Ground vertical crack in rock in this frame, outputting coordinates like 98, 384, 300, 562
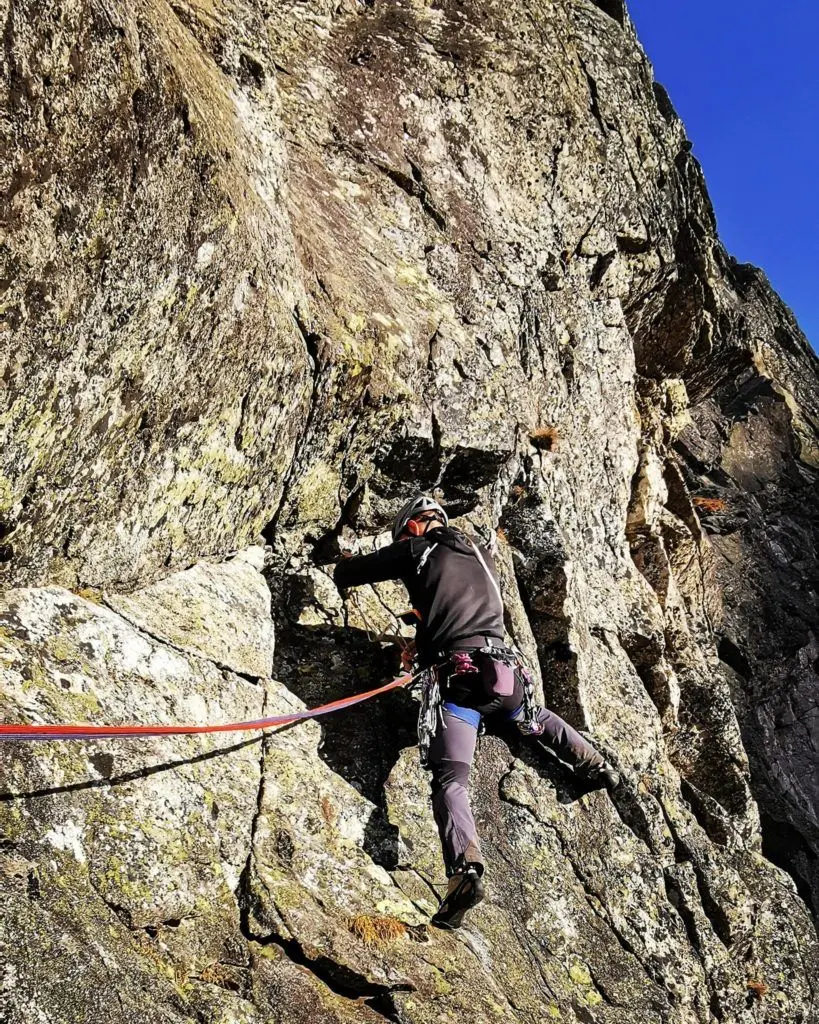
663, 870, 703, 956
235, 687, 412, 1022
498, 777, 655, 981
578, 57, 607, 136
264, 309, 325, 542
657, 797, 735, 965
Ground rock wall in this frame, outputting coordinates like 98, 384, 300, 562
2, 1, 818, 1022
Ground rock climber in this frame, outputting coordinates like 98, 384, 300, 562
333, 495, 620, 930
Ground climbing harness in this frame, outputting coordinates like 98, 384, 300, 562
0, 672, 414, 743
470, 536, 540, 733
410, 644, 540, 766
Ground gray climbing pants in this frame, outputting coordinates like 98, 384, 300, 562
428, 681, 605, 876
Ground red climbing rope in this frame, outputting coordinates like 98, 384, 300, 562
0, 672, 414, 742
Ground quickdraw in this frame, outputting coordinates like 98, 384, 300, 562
412, 664, 443, 769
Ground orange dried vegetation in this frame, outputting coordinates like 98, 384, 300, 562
747, 979, 768, 1000
200, 962, 241, 991
529, 426, 560, 451
347, 915, 407, 946
692, 496, 727, 513
320, 795, 338, 825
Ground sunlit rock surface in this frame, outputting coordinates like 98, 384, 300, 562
1, 1, 818, 1022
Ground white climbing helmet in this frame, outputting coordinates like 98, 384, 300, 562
392, 495, 448, 541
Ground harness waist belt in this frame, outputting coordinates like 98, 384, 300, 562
447, 634, 510, 653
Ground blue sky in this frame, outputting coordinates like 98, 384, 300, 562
627, 1, 818, 347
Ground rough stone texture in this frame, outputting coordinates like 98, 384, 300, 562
106, 546, 275, 676
0, 0, 309, 589
0, 581, 266, 1022
674, 343, 819, 920
1, 0, 818, 1022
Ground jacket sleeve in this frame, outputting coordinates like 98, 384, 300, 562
333, 540, 415, 589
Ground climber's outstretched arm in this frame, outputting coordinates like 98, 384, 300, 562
333, 540, 413, 589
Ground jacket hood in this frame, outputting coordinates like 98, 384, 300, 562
430, 525, 476, 555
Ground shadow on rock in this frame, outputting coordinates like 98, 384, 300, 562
272, 617, 419, 806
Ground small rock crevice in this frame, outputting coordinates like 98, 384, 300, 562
372, 157, 447, 232
239, 909, 411, 1024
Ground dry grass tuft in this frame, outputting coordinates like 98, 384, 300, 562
347, 914, 407, 946
320, 795, 337, 825
529, 426, 560, 452
747, 979, 768, 1000
693, 496, 728, 513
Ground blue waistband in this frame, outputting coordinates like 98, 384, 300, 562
443, 702, 481, 729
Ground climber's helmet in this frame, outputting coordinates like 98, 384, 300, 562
392, 495, 448, 541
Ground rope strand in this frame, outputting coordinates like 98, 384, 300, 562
0, 672, 414, 743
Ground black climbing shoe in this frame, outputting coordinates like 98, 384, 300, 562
582, 760, 621, 789
431, 866, 485, 930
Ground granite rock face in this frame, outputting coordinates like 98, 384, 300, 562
1, 1, 818, 1023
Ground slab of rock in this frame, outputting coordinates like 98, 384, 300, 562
0, 584, 266, 1023
0, 0, 817, 1021
106, 548, 275, 678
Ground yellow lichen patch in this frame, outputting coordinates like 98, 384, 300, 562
293, 460, 339, 525
136, 934, 195, 1000
0, 474, 16, 515
346, 313, 367, 334
567, 959, 605, 1008
394, 262, 424, 287
0, 388, 60, 497
568, 962, 591, 985
346, 914, 407, 946
48, 636, 80, 663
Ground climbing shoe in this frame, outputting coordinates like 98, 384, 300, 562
431, 866, 485, 930
582, 760, 621, 789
